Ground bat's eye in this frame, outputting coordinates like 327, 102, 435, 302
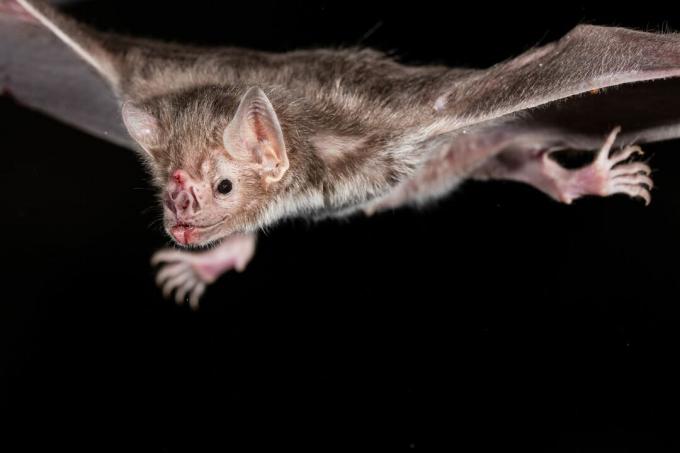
217, 178, 233, 195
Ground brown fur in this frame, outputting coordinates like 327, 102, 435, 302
5, 1, 680, 245
109, 40, 471, 239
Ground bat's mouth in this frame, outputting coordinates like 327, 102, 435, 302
169, 221, 222, 246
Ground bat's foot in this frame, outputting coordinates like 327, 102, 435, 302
543, 128, 653, 205
151, 233, 256, 310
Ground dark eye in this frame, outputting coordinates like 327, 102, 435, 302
217, 178, 233, 195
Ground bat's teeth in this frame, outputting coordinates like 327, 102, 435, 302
170, 225, 197, 245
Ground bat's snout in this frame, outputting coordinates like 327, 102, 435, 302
167, 169, 202, 218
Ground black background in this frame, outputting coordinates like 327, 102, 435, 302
2, 1, 680, 450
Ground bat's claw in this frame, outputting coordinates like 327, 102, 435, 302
150, 233, 256, 309
152, 249, 208, 310
542, 128, 653, 205
598, 142, 653, 205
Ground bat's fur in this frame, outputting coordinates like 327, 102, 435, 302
4, 0, 680, 247
111, 43, 480, 235
100, 23, 680, 242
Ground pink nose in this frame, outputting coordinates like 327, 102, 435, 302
167, 169, 200, 216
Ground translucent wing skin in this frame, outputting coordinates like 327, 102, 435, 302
450, 26, 680, 123
0, 0, 134, 149
435, 25, 680, 171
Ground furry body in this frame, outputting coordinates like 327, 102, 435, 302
3, 0, 680, 305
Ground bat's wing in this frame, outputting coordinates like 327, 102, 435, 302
439, 25, 680, 170
0, 0, 134, 149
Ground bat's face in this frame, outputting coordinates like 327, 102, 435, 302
158, 151, 272, 246
123, 87, 289, 247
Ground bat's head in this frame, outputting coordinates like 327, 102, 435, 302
122, 86, 291, 247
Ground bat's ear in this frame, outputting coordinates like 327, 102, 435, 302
223, 87, 289, 184
121, 102, 161, 157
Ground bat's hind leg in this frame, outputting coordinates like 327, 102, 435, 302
473, 127, 653, 205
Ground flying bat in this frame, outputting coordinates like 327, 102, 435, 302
2, 0, 679, 308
